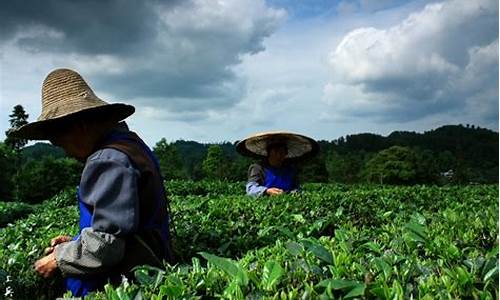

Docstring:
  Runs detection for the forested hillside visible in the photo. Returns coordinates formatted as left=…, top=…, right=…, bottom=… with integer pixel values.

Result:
left=1, top=124, right=497, bottom=204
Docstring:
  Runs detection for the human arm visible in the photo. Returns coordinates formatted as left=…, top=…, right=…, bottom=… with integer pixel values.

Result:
left=50, top=149, right=140, bottom=277
left=246, top=163, right=267, bottom=197
left=36, top=236, right=73, bottom=278
left=54, top=228, right=126, bottom=276
left=43, top=235, right=73, bottom=255
left=246, top=163, right=283, bottom=197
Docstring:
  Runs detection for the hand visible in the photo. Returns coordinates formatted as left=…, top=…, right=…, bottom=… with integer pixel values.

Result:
left=34, top=252, right=58, bottom=278
left=44, top=235, right=72, bottom=255
left=51, top=235, right=72, bottom=246
left=266, top=187, right=284, bottom=196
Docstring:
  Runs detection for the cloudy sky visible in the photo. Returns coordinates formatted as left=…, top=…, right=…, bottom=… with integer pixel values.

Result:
left=0, top=0, right=498, bottom=146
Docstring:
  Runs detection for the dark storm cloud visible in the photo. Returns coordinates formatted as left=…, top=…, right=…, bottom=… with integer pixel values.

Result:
left=94, top=67, right=237, bottom=100
left=1, top=0, right=285, bottom=114
left=0, top=0, right=173, bottom=54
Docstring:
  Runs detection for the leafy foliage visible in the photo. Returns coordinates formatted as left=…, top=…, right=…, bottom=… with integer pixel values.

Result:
left=363, top=146, right=419, bottom=184
left=0, top=201, right=33, bottom=227
left=154, top=138, right=188, bottom=180
left=5, top=121, right=498, bottom=189
left=155, top=125, right=499, bottom=183
left=1, top=182, right=497, bottom=299
left=165, top=179, right=243, bottom=196
left=4, top=105, right=29, bottom=151
left=21, top=142, right=65, bottom=161
left=202, top=145, right=227, bottom=180
left=0, top=189, right=78, bottom=299
left=0, top=143, right=16, bottom=200
left=13, top=157, right=82, bottom=203
left=101, top=183, right=498, bottom=299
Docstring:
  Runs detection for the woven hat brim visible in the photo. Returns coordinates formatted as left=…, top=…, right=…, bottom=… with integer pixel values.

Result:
left=236, top=132, right=319, bottom=161
left=8, top=103, right=134, bottom=140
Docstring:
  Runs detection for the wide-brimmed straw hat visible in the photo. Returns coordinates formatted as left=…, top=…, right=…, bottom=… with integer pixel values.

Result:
left=236, top=131, right=319, bottom=161
left=8, top=68, right=135, bottom=140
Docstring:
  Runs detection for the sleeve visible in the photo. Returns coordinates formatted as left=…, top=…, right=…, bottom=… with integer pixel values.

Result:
left=55, top=149, right=141, bottom=276
left=79, top=151, right=140, bottom=235
left=246, top=163, right=267, bottom=197
left=55, top=228, right=125, bottom=277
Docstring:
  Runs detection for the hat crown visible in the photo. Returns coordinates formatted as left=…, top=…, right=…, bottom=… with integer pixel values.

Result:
left=38, top=68, right=107, bottom=121
left=8, top=68, right=135, bottom=140
left=236, top=131, right=319, bottom=161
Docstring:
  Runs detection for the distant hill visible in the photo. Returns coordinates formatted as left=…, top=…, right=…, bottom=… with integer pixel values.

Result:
left=21, top=142, right=65, bottom=161
left=19, top=124, right=498, bottom=183
left=324, top=124, right=498, bottom=183
left=169, top=124, right=498, bottom=183
left=332, top=124, right=497, bottom=156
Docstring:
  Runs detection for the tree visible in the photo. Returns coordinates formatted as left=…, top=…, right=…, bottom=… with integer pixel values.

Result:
left=325, top=150, right=364, bottom=183
left=298, top=155, right=329, bottom=183
left=363, top=146, right=418, bottom=185
left=325, top=150, right=343, bottom=182
left=173, top=140, right=209, bottom=180
left=0, top=143, right=16, bottom=200
left=202, top=145, right=227, bottom=180
left=5, top=105, right=29, bottom=151
left=13, top=157, right=82, bottom=203
left=153, top=138, right=187, bottom=180
left=227, top=155, right=252, bottom=181
left=437, top=150, right=455, bottom=172
left=414, top=148, right=439, bottom=184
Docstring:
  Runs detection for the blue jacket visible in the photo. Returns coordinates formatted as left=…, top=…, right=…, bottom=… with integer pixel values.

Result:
left=246, top=162, right=299, bottom=197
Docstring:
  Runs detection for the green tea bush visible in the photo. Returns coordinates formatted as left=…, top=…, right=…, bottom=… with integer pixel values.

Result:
left=165, top=179, right=244, bottom=196
left=0, top=202, right=34, bottom=227
left=107, top=184, right=499, bottom=299
left=0, top=189, right=78, bottom=299
left=0, top=183, right=497, bottom=299
left=171, top=185, right=499, bottom=261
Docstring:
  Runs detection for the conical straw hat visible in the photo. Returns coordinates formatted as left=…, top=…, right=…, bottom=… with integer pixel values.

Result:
left=236, top=131, right=319, bottom=161
left=8, top=68, right=134, bottom=140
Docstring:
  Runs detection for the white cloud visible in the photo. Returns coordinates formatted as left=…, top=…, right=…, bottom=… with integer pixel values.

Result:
left=325, top=0, right=498, bottom=123
left=459, top=40, right=499, bottom=123
left=1, top=0, right=497, bottom=146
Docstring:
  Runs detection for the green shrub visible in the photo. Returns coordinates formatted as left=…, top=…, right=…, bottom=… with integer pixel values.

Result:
left=0, top=201, right=34, bottom=227
left=0, top=189, right=78, bottom=299
left=107, top=183, right=498, bottom=299
left=0, top=143, right=16, bottom=200
left=0, top=183, right=498, bottom=299
left=13, top=157, right=82, bottom=204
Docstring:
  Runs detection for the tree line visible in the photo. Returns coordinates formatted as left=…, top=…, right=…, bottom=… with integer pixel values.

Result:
left=1, top=105, right=498, bottom=203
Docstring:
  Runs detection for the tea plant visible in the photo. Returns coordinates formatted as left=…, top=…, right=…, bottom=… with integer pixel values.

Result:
left=99, top=184, right=499, bottom=299
left=0, top=202, right=33, bottom=227
left=0, top=189, right=78, bottom=299
left=0, top=183, right=497, bottom=299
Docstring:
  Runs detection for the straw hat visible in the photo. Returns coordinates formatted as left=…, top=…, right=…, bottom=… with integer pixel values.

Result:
left=8, top=68, right=135, bottom=140
left=236, top=131, right=319, bottom=161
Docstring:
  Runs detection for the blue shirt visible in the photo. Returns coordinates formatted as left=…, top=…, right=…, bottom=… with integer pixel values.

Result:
left=246, top=162, right=299, bottom=197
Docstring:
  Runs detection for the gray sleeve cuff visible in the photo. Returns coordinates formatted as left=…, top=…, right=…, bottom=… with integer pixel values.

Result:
left=246, top=181, right=267, bottom=198
left=55, top=228, right=125, bottom=277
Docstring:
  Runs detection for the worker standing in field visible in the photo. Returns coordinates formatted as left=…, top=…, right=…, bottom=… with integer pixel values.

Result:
left=236, top=132, right=319, bottom=197
left=8, top=68, right=173, bottom=297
